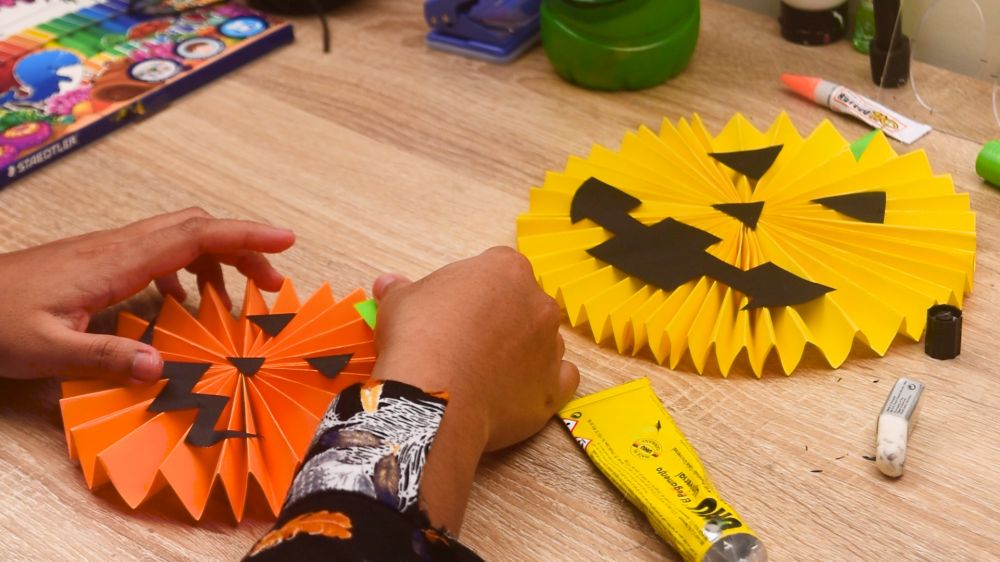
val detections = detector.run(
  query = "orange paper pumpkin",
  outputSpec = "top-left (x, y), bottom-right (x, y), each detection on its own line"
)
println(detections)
top-left (59, 279), bottom-right (377, 521)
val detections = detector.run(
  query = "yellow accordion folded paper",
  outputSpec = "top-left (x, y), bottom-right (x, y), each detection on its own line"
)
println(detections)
top-left (516, 113), bottom-right (976, 376)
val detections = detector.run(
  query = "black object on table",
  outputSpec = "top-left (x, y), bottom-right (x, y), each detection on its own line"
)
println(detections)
top-left (925, 304), bottom-right (962, 360)
top-left (870, 0), bottom-right (910, 88)
top-left (248, 0), bottom-right (353, 53)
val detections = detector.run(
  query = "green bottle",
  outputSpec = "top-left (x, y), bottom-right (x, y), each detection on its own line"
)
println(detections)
top-left (977, 140), bottom-right (1000, 188)
top-left (852, 0), bottom-right (875, 54)
top-left (541, 0), bottom-right (700, 91)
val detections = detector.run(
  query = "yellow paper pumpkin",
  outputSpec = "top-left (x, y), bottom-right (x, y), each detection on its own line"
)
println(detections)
top-left (516, 113), bottom-right (975, 376)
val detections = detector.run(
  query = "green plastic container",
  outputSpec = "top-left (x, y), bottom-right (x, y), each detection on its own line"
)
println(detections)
top-left (541, 0), bottom-right (700, 91)
top-left (976, 140), bottom-right (1000, 188)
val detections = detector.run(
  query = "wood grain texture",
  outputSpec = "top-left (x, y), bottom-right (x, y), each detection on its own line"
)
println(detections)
top-left (1, 0), bottom-right (997, 560)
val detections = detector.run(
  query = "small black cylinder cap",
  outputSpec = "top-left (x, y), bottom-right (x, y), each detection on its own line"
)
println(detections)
top-left (925, 304), bottom-right (962, 360)
top-left (779, 1), bottom-right (848, 46)
top-left (869, 0), bottom-right (910, 87)
top-left (869, 33), bottom-right (910, 87)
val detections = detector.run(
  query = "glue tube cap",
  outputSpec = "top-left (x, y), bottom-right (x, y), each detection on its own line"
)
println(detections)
top-left (925, 304), bottom-right (962, 360)
top-left (976, 140), bottom-right (1000, 188)
top-left (778, 0), bottom-right (847, 45)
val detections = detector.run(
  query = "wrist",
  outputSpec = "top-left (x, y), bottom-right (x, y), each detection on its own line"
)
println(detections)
top-left (371, 361), bottom-right (491, 455)
top-left (285, 379), bottom-right (450, 516)
top-left (370, 365), bottom-right (489, 533)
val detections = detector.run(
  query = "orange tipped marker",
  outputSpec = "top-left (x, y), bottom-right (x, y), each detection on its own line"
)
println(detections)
top-left (779, 73), bottom-right (931, 144)
top-left (780, 73), bottom-right (825, 104)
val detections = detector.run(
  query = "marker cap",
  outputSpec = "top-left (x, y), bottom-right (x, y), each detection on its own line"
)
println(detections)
top-left (976, 140), bottom-right (1000, 188)
top-left (925, 304), bottom-right (962, 360)
top-left (869, 33), bottom-right (910, 88)
top-left (869, 0), bottom-right (910, 87)
top-left (778, 1), bottom-right (847, 46)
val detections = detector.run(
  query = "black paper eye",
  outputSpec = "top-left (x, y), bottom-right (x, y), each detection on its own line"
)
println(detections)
top-left (812, 192), bottom-right (887, 223)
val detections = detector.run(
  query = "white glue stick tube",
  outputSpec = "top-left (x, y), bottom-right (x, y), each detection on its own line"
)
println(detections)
top-left (875, 377), bottom-right (925, 477)
top-left (782, 74), bottom-right (932, 144)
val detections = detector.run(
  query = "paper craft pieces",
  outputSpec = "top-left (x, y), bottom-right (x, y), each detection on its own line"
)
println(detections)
top-left (60, 279), bottom-right (377, 520)
top-left (516, 113), bottom-right (976, 376)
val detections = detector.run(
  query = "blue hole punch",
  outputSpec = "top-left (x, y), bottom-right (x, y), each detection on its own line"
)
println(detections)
top-left (424, 0), bottom-right (541, 63)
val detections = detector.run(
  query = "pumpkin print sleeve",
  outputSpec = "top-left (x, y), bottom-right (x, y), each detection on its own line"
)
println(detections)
top-left (244, 380), bottom-right (482, 561)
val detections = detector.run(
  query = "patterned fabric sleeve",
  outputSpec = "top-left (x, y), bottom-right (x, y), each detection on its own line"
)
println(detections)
top-left (244, 380), bottom-right (482, 562)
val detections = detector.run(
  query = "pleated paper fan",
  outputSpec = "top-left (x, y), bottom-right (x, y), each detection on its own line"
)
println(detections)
top-left (59, 279), bottom-right (377, 520)
top-left (516, 113), bottom-right (975, 376)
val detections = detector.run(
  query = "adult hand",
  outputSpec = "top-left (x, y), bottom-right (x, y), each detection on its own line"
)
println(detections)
top-left (371, 246), bottom-right (579, 452)
top-left (0, 208), bottom-right (294, 384)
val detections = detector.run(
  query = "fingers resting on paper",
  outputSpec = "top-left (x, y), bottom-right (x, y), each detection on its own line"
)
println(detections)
top-left (0, 209), bottom-right (294, 383)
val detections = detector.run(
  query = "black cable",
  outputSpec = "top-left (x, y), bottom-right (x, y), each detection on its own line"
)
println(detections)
top-left (128, 1), bottom-right (339, 54)
top-left (313, 0), bottom-right (331, 54)
top-left (247, 0), bottom-right (346, 54)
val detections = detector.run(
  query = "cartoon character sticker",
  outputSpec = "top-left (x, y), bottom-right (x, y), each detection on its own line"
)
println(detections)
top-left (218, 16), bottom-right (269, 39)
top-left (128, 58), bottom-right (185, 83)
top-left (1, 121), bottom-right (51, 150)
top-left (175, 37), bottom-right (226, 60)
top-left (0, 144), bottom-right (18, 169)
top-left (0, 50), bottom-right (84, 105)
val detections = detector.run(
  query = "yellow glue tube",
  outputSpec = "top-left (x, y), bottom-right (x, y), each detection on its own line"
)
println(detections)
top-left (559, 378), bottom-right (766, 562)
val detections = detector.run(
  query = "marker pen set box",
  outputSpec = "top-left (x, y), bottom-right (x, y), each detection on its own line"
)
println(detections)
top-left (0, 0), bottom-right (293, 189)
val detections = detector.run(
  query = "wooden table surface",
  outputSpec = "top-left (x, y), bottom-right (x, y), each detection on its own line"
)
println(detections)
top-left (1, 0), bottom-right (998, 560)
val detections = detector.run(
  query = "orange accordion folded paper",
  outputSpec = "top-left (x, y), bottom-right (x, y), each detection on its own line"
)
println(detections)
top-left (59, 279), bottom-right (377, 521)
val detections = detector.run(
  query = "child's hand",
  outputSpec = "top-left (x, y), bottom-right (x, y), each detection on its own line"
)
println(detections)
top-left (371, 246), bottom-right (579, 452)
top-left (0, 208), bottom-right (294, 384)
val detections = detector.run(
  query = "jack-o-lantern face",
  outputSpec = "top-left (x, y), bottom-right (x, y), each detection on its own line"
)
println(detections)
top-left (516, 113), bottom-right (975, 376)
top-left (60, 281), bottom-right (377, 520)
